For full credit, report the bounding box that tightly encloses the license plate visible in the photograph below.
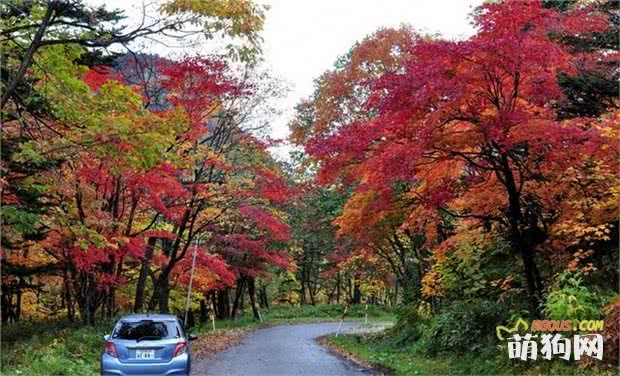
[135,350,155,359]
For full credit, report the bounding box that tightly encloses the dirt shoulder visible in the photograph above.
[192,327,253,360]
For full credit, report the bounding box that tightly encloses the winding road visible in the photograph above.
[191,322,372,376]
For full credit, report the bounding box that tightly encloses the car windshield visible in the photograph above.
[113,320,177,340]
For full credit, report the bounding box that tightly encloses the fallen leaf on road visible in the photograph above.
[192,328,251,360]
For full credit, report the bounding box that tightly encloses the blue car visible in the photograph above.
[101,314,197,376]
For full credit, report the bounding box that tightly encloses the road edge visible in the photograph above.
[317,335,394,376]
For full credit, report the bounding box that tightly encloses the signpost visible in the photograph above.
[183,239,198,330]
[335,305,348,337]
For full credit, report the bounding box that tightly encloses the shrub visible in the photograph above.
[1,318,114,375]
[386,304,431,347]
[544,271,600,320]
[581,296,620,367]
[419,299,508,355]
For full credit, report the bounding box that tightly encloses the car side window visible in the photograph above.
[176,322,185,338]
[111,322,123,338]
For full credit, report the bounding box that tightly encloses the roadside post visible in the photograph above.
[364,303,368,325]
[335,305,348,337]
[183,239,198,330]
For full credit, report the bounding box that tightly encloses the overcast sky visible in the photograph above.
[91,0,482,159]
[261,0,481,158]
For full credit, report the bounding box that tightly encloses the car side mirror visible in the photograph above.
[103,334,110,341]
[188,334,198,341]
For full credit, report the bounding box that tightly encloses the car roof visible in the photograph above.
[118,313,180,322]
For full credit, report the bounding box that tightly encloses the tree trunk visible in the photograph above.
[336,274,341,304]
[211,292,219,319]
[216,289,230,319]
[299,266,307,305]
[231,278,246,319]
[1,285,9,323]
[187,309,195,329]
[148,269,171,313]
[106,287,114,319]
[259,285,269,309]
[0,2,55,109]
[393,282,399,306]
[78,297,97,325]
[500,155,543,316]
[239,288,245,315]
[148,279,160,311]
[247,278,261,322]
[74,271,99,325]
[398,268,418,305]
[158,276,170,313]
[309,285,316,305]
[134,237,156,312]
[308,274,317,305]
[63,268,75,321]
[352,276,362,304]
[13,287,20,322]
[200,299,208,323]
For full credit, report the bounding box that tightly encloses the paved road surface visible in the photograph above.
[191,322,370,376]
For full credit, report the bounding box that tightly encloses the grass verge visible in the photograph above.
[1,319,112,376]
[324,333,618,376]
[194,303,396,332]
